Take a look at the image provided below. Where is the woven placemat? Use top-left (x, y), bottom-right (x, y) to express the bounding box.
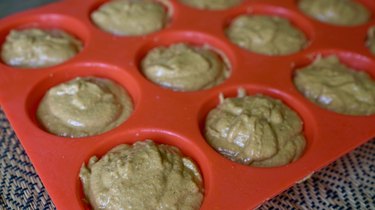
top-left (0, 106), bottom-right (374, 209)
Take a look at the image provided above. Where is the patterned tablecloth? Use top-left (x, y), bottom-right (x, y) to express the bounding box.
top-left (0, 1), bottom-right (374, 210)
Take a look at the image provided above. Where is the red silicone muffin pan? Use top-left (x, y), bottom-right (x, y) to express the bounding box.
top-left (1, 0), bottom-right (375, 209)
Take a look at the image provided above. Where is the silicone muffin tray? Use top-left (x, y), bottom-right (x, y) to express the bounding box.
top-left (1, 0), bottom-right (375, 209)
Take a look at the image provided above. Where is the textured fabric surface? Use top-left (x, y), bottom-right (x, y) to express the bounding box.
top-left (0, 107), bottom-right (374, 209)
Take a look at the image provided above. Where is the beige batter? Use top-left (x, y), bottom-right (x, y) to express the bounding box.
top-left (294, 55), bottom-right (375, 115)
top-left (226, 15), bottom-right (307, 56)
top-left (91, 0), bottom-right (168, 36)
top-left (80, 140), bottom-right (204, 210)
top-left (367, 26), bottom-right (375, 54)
top-left (205, 92), bottom-right (306, 167)
top-left (298, 0), bottom-right (370, 26)
top-left (179, 0), bottom-right (243, 10)
top-left (37, 77), bottom-right (133, 137)
top-left (141, 43), bottom-right (229, 91)
top-left (1, 29), bottom-right (82, 68)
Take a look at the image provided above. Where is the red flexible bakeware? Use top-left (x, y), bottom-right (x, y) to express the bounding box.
top-left (0, 0), bottom-right (375, 209)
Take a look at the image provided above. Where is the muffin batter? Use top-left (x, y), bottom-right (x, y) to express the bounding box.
top-left (91, 0), bottom-right (168, 36)
top-left (80, 140), bottom-right (204, 210)
top-left (179, 0), bottom-right (243, 10)
top-left (1, 29), bottom-right (82, 68)
top-left (226, 15), bottom-right (307, 56)
top-left (298, 0), bottom-right (370, 26)
top-left (294, 55), bottom-right (375, 115)
top-left (37, 77), bottom-right (133, 137)
top-left (205, 92), bottom-right (306, 167)
top-left (367, 26), bottom-right (375, 54)
top-left (141, 43), bottom-right (229, 91)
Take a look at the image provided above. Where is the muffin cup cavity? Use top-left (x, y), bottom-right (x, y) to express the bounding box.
top-left (136, 31), bottom-right (237, 91)
top-left (293, 50), bottom-right (375, 77)
top-left (26, 63), bottom-right (140, 137)
top-left (89, 0), bottom-right (173, 36)
top-left (223, 4), bottom-right (315, 54)
top-left (0, 14), bottom-right (89, 68)
top-left (89, 0), bottom-right (174, 17)
top-left (198, 85), bottom-right (316, 167)
top-left (295, 0), bottom-right (375, 27)
top-left (76, 130), bottom-right (211, 210)
top-left (292, 50), bottom-right (375, 116)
